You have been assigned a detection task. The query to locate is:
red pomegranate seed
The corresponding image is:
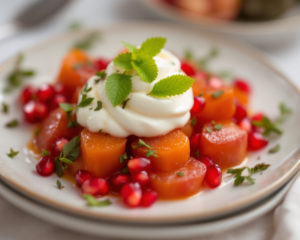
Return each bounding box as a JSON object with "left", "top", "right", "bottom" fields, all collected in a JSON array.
[
  {"left": 20, "top": 85, "right": 36, "bottom": 105},
  {"left": 233, "top": 104, "right": 247, "bottom": 124},
  {"left": 252, "top": 113, "right": 264, "bottom": 122},
  {"left": 190, "top": 133, "right": 201, "bottom": 150},
  {"left": 121, "top": 182, "right": 142, "bottom": 208},
  {"left": 50, "top": 94, "right": 67, "bottom": 109},
  {"left": 96, "top": 58, "right": 109, "bottom": 70},
  {"left": 248, "top": 132, "right": 268, "bottom": 151},
  {"left": 81, "top": 178, "right": 109, "bottom": 196},
  {"left": 181, "top": 61, "right": 196, "bottom": 76},
  {"left": 234, "top": 78, "right": 251, "bottom": 94},
  {"left": 36, "top": 84, "right": 56, "bottom": 103},
  {"left": 36, "top": 156, "right": 55, "bottom": 176},
  {"left": 208, "top": 76, "right": 224, "bottom": 89},
  {"left": 205, "top": 164, "right": 222, "bottom": 188},
  {"left": 127, "top": 158, "right": 151, "bottom": 175},
  {"left": 239, "top": 118, "right": 252, "bottom": 133},
  {"left": 53, "top": 138, "right": 69, "bottom": 155},
  {"left": 190, "top": 97, "right": 205, "bottom": 116},
  {"left": 132, "top": 171, "right": 150, "bottom": 187},
  {"left": 141, "top": 189, "right": 158, "bottom": 207},
  {"left": 110, "top": 173, "right": 130, "bottom": 191},
  {"left": 75, "top": 170, "right": 93, "bottom": 187},
  {"left": 53, "top": 83, "right": 65, "bottom": 95},
  {"left": 199, "top": 156, "right": 214, "bottom": 168},
  {"left": 194, "top": 71, "right": 208, "bottom": 81},
  {"left": 23, "top": 101, "right": 48, "bottom": 123}
]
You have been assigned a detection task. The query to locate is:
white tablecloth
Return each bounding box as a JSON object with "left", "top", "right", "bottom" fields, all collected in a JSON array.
[{"left": 0, "top": 1, "right": 299, "bottom": 239}]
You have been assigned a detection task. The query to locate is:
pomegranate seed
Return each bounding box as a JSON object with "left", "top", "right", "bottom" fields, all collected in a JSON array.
[
  {"left": 96, "top": 58, "right": 109, "bottom": 70},
  {"left": 53, "top": 83, "right": 65, "bottom": 95},
  {"left": 141, "top": 189, "right": 158, "bottom": 207},
  {"left": 252, "top": 113, "right": 264, "bottom": 122},
  {"left": 50, "top": 94, "right": 67, "bottom": 109},
  {"left": 23, "top": 101, "right": 48, "bottom": 123},
  {"left": 181, "top": 61, "right": 196, "bottom": 76},
  {"left": 81, "top": 178, "right": 109, "bottom": 196},
  {"left": 208, "top": 76, "right": 224, "bottom": 89},
  {"left": 53, "top": 138, "right": 69, "bottom": 155},
  {"left": 194, "top": 71, "right": 208, "bottom": 81},
  {"left": 36, "top": 84, "right": 56, "bottom": 103},
  {"left": 36, "top": 156, "right": 55, "bottom": 176},
  {"left": 190, "top": 97, "right": 205, "bottom": 116},
  {"left": 132, "top": 171, "right": 150, "bottom": 187},
  {"left": 110, "top": 173, "right": 130, "bottom": 191},
  {"left": 205, "top": 164, "right": 222, "bottom": 188},
  {"left": 20, "top": 85, "right": 36, "bottom": 105},
  {"left": 127, "top": 158, "right": 151, "bottom": 175},
  {"left": 248, "top": 132, "right": 268, "bottom": 151},
  {"left": 75, "top": 170, "right": 93, "bottom": 187},
  {"left": 199, "top": 156, "right": 214, "bottom": 168},
  {"left": 233, "top": 104, "right": 247, "bottom": 124},
  {"left": 234, "top": 78, "right": 251, "bottom": 94},
  {"left": 121, "top": 182, "right": 142, "bottom": 208},
  {"left": 190, "top": 133, "right": 201, "bottom": 150},
  {"left": 239, "top": 118, "right": 252, "bottom": 133}
]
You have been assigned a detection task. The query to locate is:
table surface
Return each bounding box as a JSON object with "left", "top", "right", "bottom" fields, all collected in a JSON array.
[{"left": 0, "top": 1, "right": 299, "bottom": 240}]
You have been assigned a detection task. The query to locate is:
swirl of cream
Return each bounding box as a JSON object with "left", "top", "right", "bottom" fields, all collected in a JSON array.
[{"left": 76, "top": 49, "right": 193, "bottom": 137}]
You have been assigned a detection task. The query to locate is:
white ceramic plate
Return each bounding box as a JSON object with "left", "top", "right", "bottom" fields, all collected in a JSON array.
[
  {"left": 0, "top": 175, "right": 295, "bottom": 239},
  {"left": 140, "top": 0, "right": 300, "bottom": 44},
  {"left": 0, "top": 22, "right": 299, "bottom": 224}
]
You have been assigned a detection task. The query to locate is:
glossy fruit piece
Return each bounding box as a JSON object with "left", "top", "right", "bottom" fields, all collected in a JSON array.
[
  {"left": 75, "top": 170, "right": 93, "bottom": 187},
  {"left": 233, "top": 78, "right": 251, "bottom": 105},
  {"left": 80, "top": 129, "right": 127, "bottom": 177},
  {"left": 131, "top": 129, "right": 190, "bottom": 172},
  {"left": 110, "top": 173, "right": 130, "bottom": 192},
  {"left": 141, "top": 189, "right": 158, "bottom": 207},
  {"left": 36, "top": 156, "right": 55, "bottom": 176},
  {"left": 199, "top": 156, "right": 214, "bottom": 168},
  {"left": 205, "top": 164, "right": 222, "bottom": 188},
  {"left": 23, "top": 101, "right": 48, "bottom": 123},
  {"left": 132, "top": 171, "right": 150, "bottom": 187},
  {"left": 20, "top": 85, "right": 36, "bottom": 105},
  {"left": 50, "top": 94, "right": 67, "bottom": 110},
  {"left": 234, "top": 78, "right": 251, "bottom": 94},
  {"left": 81, "top": 178, "right": 109, "bottom": 196},
  {"left": 199, "top": 122, "right": 248, "bottom": 169},
  {"left": 197, "top": 87, "right": 236, "bottom": 122},
  {"left": 190, "top": 133, "right": 201, "bottom": 151},
  {"left": 248, "top": 132, "right": 268, "bottom": 151},
  {"left": 150, "top": 158, "right": 206, "bottom": 199},
  {"left": 53, "top": 138, "right": 69, "bottom": 155},
  {"left": 95, "top": 58, "right": 109, "bottom": 70},
  {"left": 71, "top": 87, "right": 82, "bottom": 104},
  {"left": 238, "top": 118, "right": 252, "bottom": 133},
  {"left": 190, "top": 96, "right": 206, "bottom": 116},
  {"left": 127, "top": 158, "right": 151, "bottom": 175},
  {"left": 181, "top": 61, "right": 196, "bottom": 76},
  {"left": 35, "top": 108, "right": 79, "bottom": 151},
  {"left": 252, "top": 113, "right": 264, "bottom": 122},
  {"left": 36, "top": 84, "right": 55, "bottom": 103},
  {"left": 57, "top": 49, "right": 96, "bottom": 98},
  {"left": 208, "top": 76, "right": 224, "bottom": 90},
  {"left": 192, "top": 71, "right": 207, "bottom": 96},
  {"left": 121, "top": 182, "right": 142, "bottom": 208},
  {"left": 233, "top": 103, "right": 247, "bottom": 124},
  {"left": 181, "top": 119, "right": 193, "bottom": 137}
]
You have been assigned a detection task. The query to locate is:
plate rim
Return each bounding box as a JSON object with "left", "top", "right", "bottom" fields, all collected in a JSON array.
[{"left": 0, "top": 21, "right": 300, "bottom": 224}]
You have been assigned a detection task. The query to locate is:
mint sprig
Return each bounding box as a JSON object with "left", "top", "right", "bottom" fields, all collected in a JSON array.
[
  {"left": 149, "top": 74, "right": 194, "bottom": 98},
  {"left": 131, "top": 53, "right": 158, "bottom": 83},
  {"left": 114, "top": 52, "right": 132, "bottom": 70}
]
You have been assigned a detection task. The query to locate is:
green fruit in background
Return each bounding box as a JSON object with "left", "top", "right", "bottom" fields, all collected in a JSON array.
[{"left": 241, "top": 0, "right": 296, "bottom": 20}]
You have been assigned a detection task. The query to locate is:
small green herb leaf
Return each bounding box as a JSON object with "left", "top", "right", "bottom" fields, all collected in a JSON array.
[
  {"left": 61, "top": 136, "right": 80, "bottom": 162},
  {"left": 83, "top": 194, "right": 111, "bottom": 207},
  {"left": 56, "top": 179, "right": 64, "bottom": 189},
  {"left": 94, "top": 101, "right": 102, "bottom": 111},
  {"left": 2, "top": 102, "right": 9, "bottom": 114},
  {"left": 177, "top": 171, "right": 184, "bottom": 177},
  {"left": 59, "top": 103, "right": 77, "bottom": 128},
  {"left": 73, "top": 32, "right": 99, "bottom": 50},
  {"left": 149, "top": 74, "right": 194, "bottom": 97},
  {"left": 213, "top": 123, "right": 223, "bottom": 131},
  {"left": 5, "top": 119, "right": 19, "bottom": 128},
  {"left": 7, "top": 148, "right": 19, "bottom": 158},
  {"left": 42, "top": 150, "right": 50, "bottom": 156},
  {"left": 269, "top": 144, "right": 280, "bottom": 154},
  {"left": 191, "top": 117, "right": 197, "bottom": 126},
  {"left": 59, "top": 103, "right": 75, "bottom": 112},
  {"left": 78, "top": 94, "right": 94, "bottom": 108},
  {"left": 212, "top": 90, "right": 224, "bottom": 99},
  {"left": 120, "top": 152, "right": 128, "bottom": 164},
  {"left": 205, "top": 127, "right": 212, "bottom": 133},
  {"left": 132, "top": 53, "right": 158, "bottom": 83},
  {"left": 105, "top": 73, "right": 132, "bottom": 106},
  {"left": 146, "top": 149, "right": 158, "bottom": 158},
  {"left": 114, "top": 52, "right": 133, "bottom": 70},
  {"left": 133, "top": 139, "right": 151, "bottom": 149},
  {"left": 139, "top": 37, "right": 166, "bottom": 57},
  {"left": 252, "top": 116, "right": 282, "bottom": 136},
  {"left": 121, "top": 41, "right": 137, "bottom": 52}
]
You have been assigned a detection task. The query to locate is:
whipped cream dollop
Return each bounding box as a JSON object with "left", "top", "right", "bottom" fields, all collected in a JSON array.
[{"left": 76, "top": 49, "right": 193, "bottom": 137}]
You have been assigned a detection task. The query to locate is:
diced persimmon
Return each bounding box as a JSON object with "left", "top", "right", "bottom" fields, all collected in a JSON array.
[
  {"left": 57, "top": 49, "right": 96, "bottom": 98},
  {"left": 71, "top": 86, "right": 82, "bottom": 104},
  {"left": 197, "top": 87, "right": 235, "bottom": 123},
  {"left": 234, "top": 86, "right": 249, "bottom": 106},
  {"left": 199, "top": 122, "right": 247, "bottom": 169},
  {"left": 150, "top": 158, "right": 206, "bottom": 199},
  {"left": 181, "top": 120, "right": 193, "bottom": 137},
  {"left": 131, "top": 130, "right": 190, "bottom": 172},
  {"left": 80, "top": 129, "right": 127, "bottom": 178},
  {"left": 35, "top": 108, "right": 79, "bottom": 151},
  {"left": 67, "top": 158, "right": 84, "bottom": 176}
]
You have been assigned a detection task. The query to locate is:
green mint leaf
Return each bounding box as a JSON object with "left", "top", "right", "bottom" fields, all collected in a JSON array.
[
  {"left": 7, "top": 148, "right": 19, "bottom": 158},
  {"left": 113, "top": 52, "right": 133, "bottom": 70},
  {"left": 83, "top": 194, "right": 111, "bottom": 207},
  {"left": 213, "top": 123, "right": 223, "bottom": 131},
  {"left": 212, "top": 90, "right": 224, "bottom": 99},
  {"left": 2, "top": 102, "right": 9, "bottom": 114},
  {"left": 94, "top": 101, "right": 102, "bottom": 111},
  {"left": 59, "top": 103, "right": 77, "bottom": 128},
  {"left": 132, "top": 53, "right": 158, "bottom": 83},
  {"left": 121, "top": 41, "right": 136, "bottom": 52},
  {"left": 5, "top": 119, "right": 19, "bottom": 128},
  {"left": 56, "top": 179, "right": 64, "bottom": 189},
  {"left": 59, "top": 103, "right": 75, "bottom": 112},
  {"left": 205, "top": 127, "right": 212, "bottom": 133},
  {"left": 140, "top": 37, "right": 166, "bottom": 57},
  {"left": 95, "top": 70, "right": 106, "bottom": 81},
  {"left": 149, "top": 74, "right": 194, "bottom": 97},
  {"left": 73, "top": 32, "right": 99, "bottom": 50},
  {"left": 269, "top": 144, "right": 280, "bottom": 154},
  {"left": 177, "top": 171, "right": 184, "bottom": 177},
  {"left": 252, "top": 116, "right": 282, "bottom": 136},
  {"left": 42, "top": 150, "right": 50, "bottom": 156},
  {"left": 55, "top": 158, "right": 65, "bottom": 177},
  {"left": 61, "top": 136, "right": 80, "bottom": 161},
  {"left": 105, "top": 73, "right": 132, "bottom": 106}
]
